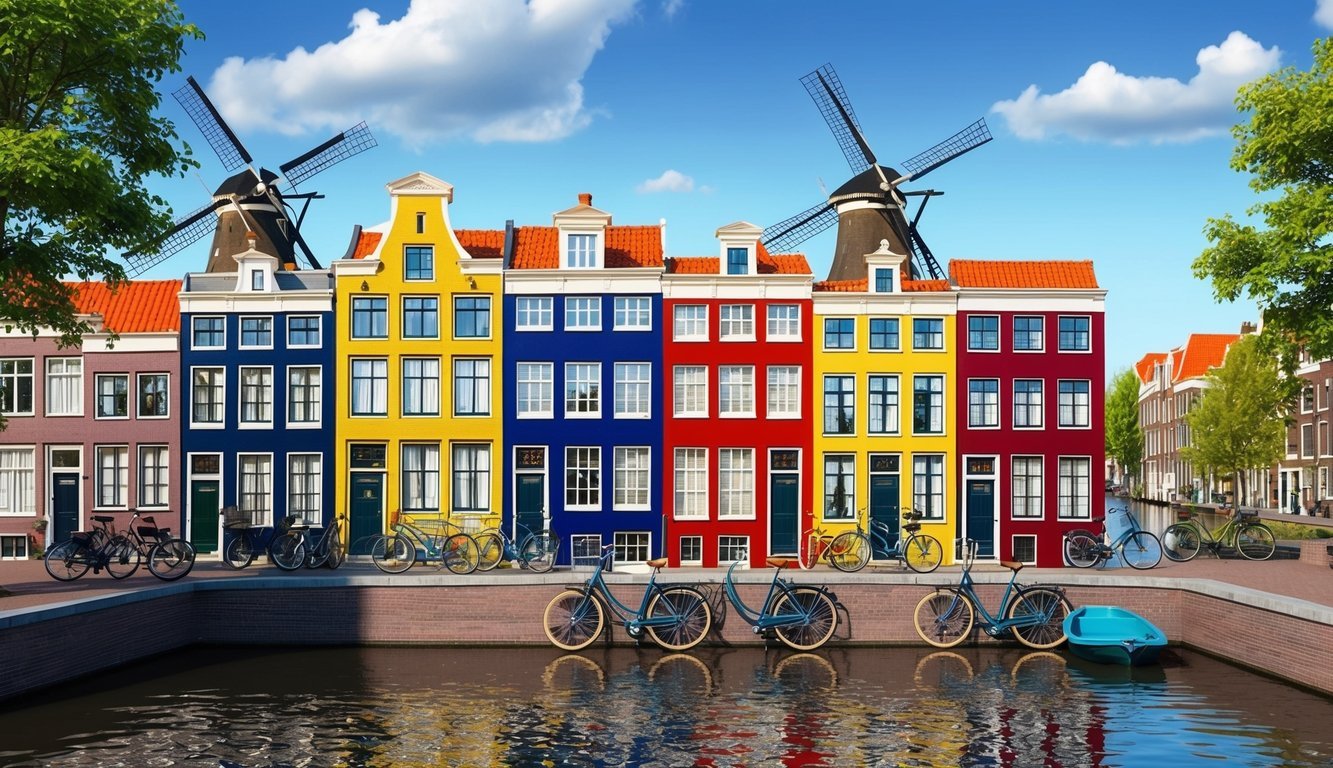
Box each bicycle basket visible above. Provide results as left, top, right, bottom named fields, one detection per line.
left=222, top=506, right=249, bottom=529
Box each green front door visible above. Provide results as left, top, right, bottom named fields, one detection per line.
left=350, top=472, right=384, bottom=547
left=190, top=480, right=220, bottom=553
left=869, top=474, right=900, bottom=559
left=52, top=473, right=79, bottom=542
left=769, top=475, right=799, bottom=555
left=516, top=474, right=544, bottom=536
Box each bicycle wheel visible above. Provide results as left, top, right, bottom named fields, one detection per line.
left=644, top=586, right=713, bottom=651
left=1235, top=523, right=1276, bottom=561
left=543, top=589, right=605, bottom=651
left=1162, top=523, right=1201, bottom=562
left=325, top=525, right=345, bottom=570
left=828, top=532, right=870, bottom=573
left=1007, top=588, right=1072, bottom=650
left=305, top=530, right=331, bottom=569
left=913, top=591, right=974, bottom=648
left=474, top=532, right=504, bottom=571
left=521, top=532, right=559, bottom=573
left=797, top=535, right=819, bottom=570
left=770, top=587, right=838, bottom=651
left=1063, top=531, right=1101, bottom=569
left=1120, top=531, right=1162, bottom=570
left=147, top=539, right=196, bottom=581
left=105, top=536, right=141, bottom=579
left=903, top=534, right=944, bottom=574
left=223, top=534, right=255, bottom=569
left=440, top=533, right=479, bottom=574
left=44, top=540, right=90, bottom=581
left=269, top=532, right=307, bottom=571
left=370, top=534, right=416, bottom=574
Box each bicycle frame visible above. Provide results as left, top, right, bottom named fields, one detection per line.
left=722, top=558, right=821, bottom=632
left=571, top=547, right=692, bottom=635
left=940, top=548, right=1057, bottom=636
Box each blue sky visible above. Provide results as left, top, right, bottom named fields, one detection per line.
left=149, top=0, right=1333, bottom=375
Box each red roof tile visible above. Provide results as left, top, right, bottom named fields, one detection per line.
left=904, top=279, right=951, bottom=292
left=664, top=257, right=719, bottom=274
left=455, top=229, right=504, bottom=259
left=1135, top=352, right=1166, bottom=384
left=509, top=225, right=663, bottom=269
left=350, top=231, right=382, bottom=259
left=950, top=260, right=1099, bottom=289
left=67, top=280, right=182, bottom=333
left=812, top=278, right=950, bottom=293
left=1174, top=333, right=1239, bottom=381
left=664, top=245, right=810, bottom=276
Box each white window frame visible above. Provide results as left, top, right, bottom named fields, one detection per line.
left=452, top=357, right=490, bottom=417
left=238, top=366, right=274, bottom=428
left=191, top=316, right=225, bottom=350
left=673, top=305, right=708, bottom=342
left=1057, top=379, right=1092, bottom=429
left=1014, top=379, right=1044, bottom=430
left=45, top=357, right=83, bottom=416
left=719, top=304, right=755, bottom=341
left=718, top=448, right=754, bottom=519
left=286, top=315, right=322, bottom=348
left=613, top=446, right=652, bottom=511
left=1011, top=456, right=1043, bottom=520
left=238, top=315, right=274, bottom=349
left=766, top=304, right=801, bottom=342
left=968, top=378, right=1001, bottom=429
left=679, top=535, right=703, bottom=566
left=286, top=366, right=322, bottom=428
left=912, top=453, right=946, bottom=521
left=564, top=362, right=602, bottom=418
left=673, top=365, right=708, bottom=418
left=0, top=447, right=36, bottom=516
left=402, top=295, right=441, bottom=340
left=614, top=531, right=651, bottom=564
left=95, top=445, right=129, bottom=509
left=613, top=362, right=651, bottom=419
left=516, top=362, right=554, bottom=419
left=190, top=366, right=226, bottom=429
left=238, top=453, right=274, bottom=527
left=767, top=365, right=801, bottom=419
left=288, top=453, right=322, bottom=523
left=401, top=443, right=441, bottom=513
left=1057, top=314, right=1092, bottom=353
left=1014, top=315, right=1045, bottom=353
left=452, top=295, right=492, bottom=340
left=613, top=296, right=652, bottom=331
left=138, top=445, right=170, bottom=508
left=718, top=535, right=749, bottom=565
left=718, top=365, right=755, bottom=418
left=673, top=448, right=708, bottom=520
left=564, top=297, right=602, bottom=332
left=1057, top=456, right=1092, bottom=520
left=515, top=296, right=553, bottom=331
left=868, top=374, right=900, bottom=435
left=137, top=373, right=170, bottom=419
left=565, top=446, right=601, bottom=511
left=967, top=315, right=1001, bottom=352
left=350, top=358, right=389, bottom=417
left=451, top=443, right=491, bottom=515
left=94, top=373, right=129, bottom=420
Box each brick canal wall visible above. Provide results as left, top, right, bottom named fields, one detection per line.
left=3, top=572, right=1331, bottom=702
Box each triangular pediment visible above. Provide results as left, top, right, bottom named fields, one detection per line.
left=715, top=221, right=763, bottom=239
left=386, top=171, right=454, bottom=200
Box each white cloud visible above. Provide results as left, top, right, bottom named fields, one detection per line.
left=637, top=169, right=695, bottom=193
left=1318, top=0, right=1333, bottom=29
left=206, top=0, right=637, bottom=146
left=992, top=31, right=1281, bottom=144
left=662, top=0, right=685, bottom=18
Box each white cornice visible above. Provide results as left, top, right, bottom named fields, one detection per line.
left=813, top=292, right=957, bottom=315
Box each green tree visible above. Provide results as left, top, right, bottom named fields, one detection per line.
left=1179, top=335, right=1292, bottom=506
left=1104, top=367, right=1143, bottom=487
left=1193, top=38, right=1333, bottom=361
left=0, top=0, right=200, bottom=345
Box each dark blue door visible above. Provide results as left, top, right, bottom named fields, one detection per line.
left=52, top=473, right=79, bottom=541
left=966, top=480, right=995, bottom=559
left=517, top=474, right=545, bottom=536
left=350, top=473, right=383, bottom=546
left=869, top=474, right=900, bottom=559
left=769, top=475, right=798, bottom=555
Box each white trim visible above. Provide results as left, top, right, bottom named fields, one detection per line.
left=1055, top=314, right=1094, bottom=354
left=285, top=364, right=324, bottom=429
left=611, top=445, right=653, bottom=512
left=179, top=294, right=335, bottom=315
left=822, top=316, right=857, bottom=352
left=451, top=293, right=493, bottom=341
left=961, top=455, right=1000, bottom=560
left=400, top=294, right=442, bottom=341
left=135, top=372, right=171, bottom=420
left=236, top=364, right=276, bottom=430
left=965, top=314, right=1002, bottom=353
left=1009, top=454, right=1045, bottom=521
left=965, top=377, right=1002, bottom=431
left=661, top=274, right=813, bottom=300
left=93, top=373, right=131, bottom=421
left=1011, top=534, right=1038, bottom=566
left=237, top=315, right=275, bottom=350
left=671, top=446, right=709, bottom=520
left=504, top=271, right=664, bottom=295
left=188, top=365, right=227, bottom=430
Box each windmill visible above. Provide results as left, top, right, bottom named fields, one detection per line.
left=762, top=64, right=991, bottom=282
left=126, top=76, right=377, bottom=276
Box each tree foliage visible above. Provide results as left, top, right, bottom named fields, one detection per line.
left=0, top=0, right=200, bottom=345
left=1104, top=368, right=1143, bottom=484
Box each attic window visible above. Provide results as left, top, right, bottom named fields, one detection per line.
left=567, top=234, right=596, bottom=269
left=874, top=268, right=894, bottom=293
left=416, top=213, right=425, bottom=234
left=726, top=247, right=748, bottom=275
left=250, top=270, right=264, bottom=291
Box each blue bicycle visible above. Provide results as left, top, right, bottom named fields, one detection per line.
left=1063, top=507, right=1163, bottom=570
left=722, top=552, right=839, bottom=651
left=474, top=521, right=558, bottom=573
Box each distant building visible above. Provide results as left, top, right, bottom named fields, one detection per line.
left=1274, top=348, right=1333, bottom=514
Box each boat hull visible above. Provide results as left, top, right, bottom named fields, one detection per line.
left=1062, top=605, right=1167, bottom=667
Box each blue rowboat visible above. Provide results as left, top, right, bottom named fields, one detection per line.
left=1062, top=605, right=1167, bottom=666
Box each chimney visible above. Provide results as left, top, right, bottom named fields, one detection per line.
left=578, top=192, right=592, bottom=206
left=1240, top=321, right=1256, bottom=334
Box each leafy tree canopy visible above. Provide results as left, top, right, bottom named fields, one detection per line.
left=1104, top=368, right=1143, bottom=483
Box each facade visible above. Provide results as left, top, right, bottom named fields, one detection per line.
left=661, top=223, right=814, bottom=568
left=502, top=194, right=665, bottom=564
left=1276, top=350, right=1333, bottom=514
left=0, top=281, right=181, bottom=560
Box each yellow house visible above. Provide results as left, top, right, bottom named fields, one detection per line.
left=332, top=172, right=504, bottom=545
left=810, top=241, right=958, bottom=563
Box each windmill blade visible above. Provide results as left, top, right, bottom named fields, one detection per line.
left=173, top=76, right=253, bottom=172
left=762, top=201, right=837, bottom=255
left=898, top=118, right=992, bottom=183
left=800, top=64, right=875, bottom=175
left=906, top=225, right=946, bottom=281
left=266, top=188, right=323, bottom=270
left=124, top=199, right=228, bottom=276
left=279, top=122, right=377, bottom=189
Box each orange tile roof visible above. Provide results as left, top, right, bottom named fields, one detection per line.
left=664, top=257, right=719, bottom=274
left=812, top=278, right=950, bottom=293
left=664, top=246, right=810, bottom=276
left=67, top=280, right=183, bottom=333
left=509, top=225, right=663, bottom=269
left=455, top=229, right=504, bottom=259
left=350, top=231, right=382, bottom=259
left=1174, top=333, right=1239, bottom=381
left=950, top=260, right=1099, bottom=289
left=904, top=279, right=951, bottom=292
left=1135, top=352, right=1167, bottom=384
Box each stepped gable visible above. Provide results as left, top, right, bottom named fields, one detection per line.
left=67, top=280, right=183, bottom=333
left=950, top=259, right=1099, bottom=289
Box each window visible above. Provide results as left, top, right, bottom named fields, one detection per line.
left=287, top=367, right=321, bottom=425
left=1302, top=384, right=1316, bottom=414
left=869, top=318, right=900, bottom=351
left=566, top=447, right=601, bottom=509
left=351, top=359, right=388, bottom=416
left=719, top=535, right=748, bottom=564
left=968, top=316, right=999, bottom=351
left=191, top=368, right=224, bottom=425
left=239, top=316, right=272, bottom=347
left=767, top=366, right=801, bottom=419
left=45, top=358, right=82, bottom=416
left=405, top=245, right=434, bottom=280
left=239, top=367, right=273, bottom=425
left=288, top=454, right=322, bottom=522
left=874, top=267, right=894, bottom=293
left=613, top=297, right=651, bottom=330
left=516, top=363, right=553, bottom=418
left=453, top=358, right=490, bottom=417
left=767, top=305, right=801, bottom=341
left=1012, top=535, right=1037, bottom=565
left=403, top=297, right=439, bottom=339
left=0, top=535, right=27, bottom=560
left=0, top=448, right=35, bottom=515
left=239, top=454, right=273, bottom=526
left=452, top=444, right=490, bottom=513
left=96, top=446, right=128, bottom=507
left=912, top=318, right=944, bottom=350
left=679, top=536, right=703, bottom=565
left=674, top=448, right=708, bottom=519
left=516, top=297, right=553, bottom=331
left=139, top=446, right=169, bottom=507
left=968, top=379, right=999, bottom=428
left=718, top=366, right=754, bottom=417
left=454, top=296, right=490, bottom=339
left=1014, top=380, right=1044, bottom=428
left=913, top=375, right=944, bottom=434
left=673, top=366, right=707, bottom=417
left=402, top=444, right=440, bottom=512
left=192, top=317, right=224, bottom=348
left=95, top=374, right=129, bottom=418
left=571, top=534, right=602, bottom=566
left=566, top=234, right=596, bottom=268
left=719, top=305, right=754, bottom=340
left=288, top=316, right=321, bottom=347
left=565, top=297, right=601, bottom=331
left=565, top=363, right=601, bottom=418
left=726, top=246, right=749, bottom=275
left=250, top=270, right=265, bottom=291
left=1302, top=423, right=1315, bottom=458
left=673, top=305, right=708, bottom=341
left=1014, top=316, right=1044, bottom=351
left=824, top=318, right=854, bottom=350
left=1012, top=457, right=1042, bottom=518
left=0, top=359, right=34, bottom=416
left=351, top=297, right=388, bottom=339
left=401, top=358, right=441, bottom=416
left=1058, top=457, right=1091, bottom=519
left=415, top=213, right=425, bottom=234
left=614, top=447, right=651, bottom=509
left=1058, top=316, right=1090, bottom=351
left=868, top=375, right=900, bottom=434
left=1058, top=380, right=1091, bottom=428
left=614, top=363, right=651, bottom=419
left=823, top=375, right=855, bottom=434
left=615, top=532, right=651, bottom=564
left=823, top=454, right=855, bottom=520
left=718, top=448, right=754, bottom=518
left=138, top=374, right=169, bottom=418
left=913, top=454, right=945, bottom=520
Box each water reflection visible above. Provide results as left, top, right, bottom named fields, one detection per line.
left=1, top=646, right=1330, bottom=767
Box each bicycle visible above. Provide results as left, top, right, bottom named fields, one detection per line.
left=1063, top=507, right=1163, bottom=570
left=44, top=515, right=140, bottom=581
left=221, top=505, right=283, bottom=569
left=542, top=544, right=712, bottom=651
left=1162, top=507, right=1276, bottom=561
left=825, top=509, right=944, bottom=574
left=720, top=550, right=839, bottom=651
left=370, top=510, right=480, bottom=574
left=474, top=521, right=559, bottom=573
left=797, top=522, right=861, bottom=571
left=268, top=514, right=346, bottom=570
left=126, top=510, right=197, bottom=581
left=913, top=539, right=1072, bottom=649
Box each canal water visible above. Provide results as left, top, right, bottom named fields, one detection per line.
left=1, top=645, right=1330, bottom=767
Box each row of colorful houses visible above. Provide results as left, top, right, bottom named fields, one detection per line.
left=0, top=172, right=1105, bottom=568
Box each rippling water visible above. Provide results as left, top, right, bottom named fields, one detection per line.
left=0, top=646, right=1329, bottom=767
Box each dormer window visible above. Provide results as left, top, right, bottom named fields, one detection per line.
left=250, top=270, right=264, bottom=291
left=567, top=234, right=597, bottom=269
left=726, top=247, right=749, bottom=275
left=874, top=268, right=895, bottom=293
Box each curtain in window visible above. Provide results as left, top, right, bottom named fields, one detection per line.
left=452, top=445, right=488, bottom=511
left=0, top=449, right=34, bottom=513
left=402, top=445, right=439, bottom=511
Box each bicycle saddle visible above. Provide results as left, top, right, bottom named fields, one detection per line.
left=646, top=557, right=668, bottom=569
left=92, top=515, right=115, bottom=524
left=903, top=522, right=922, bottom=532
left=766, top=557, right=797, bottom=569
left=1000, top=560, right=1024, bottom=572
